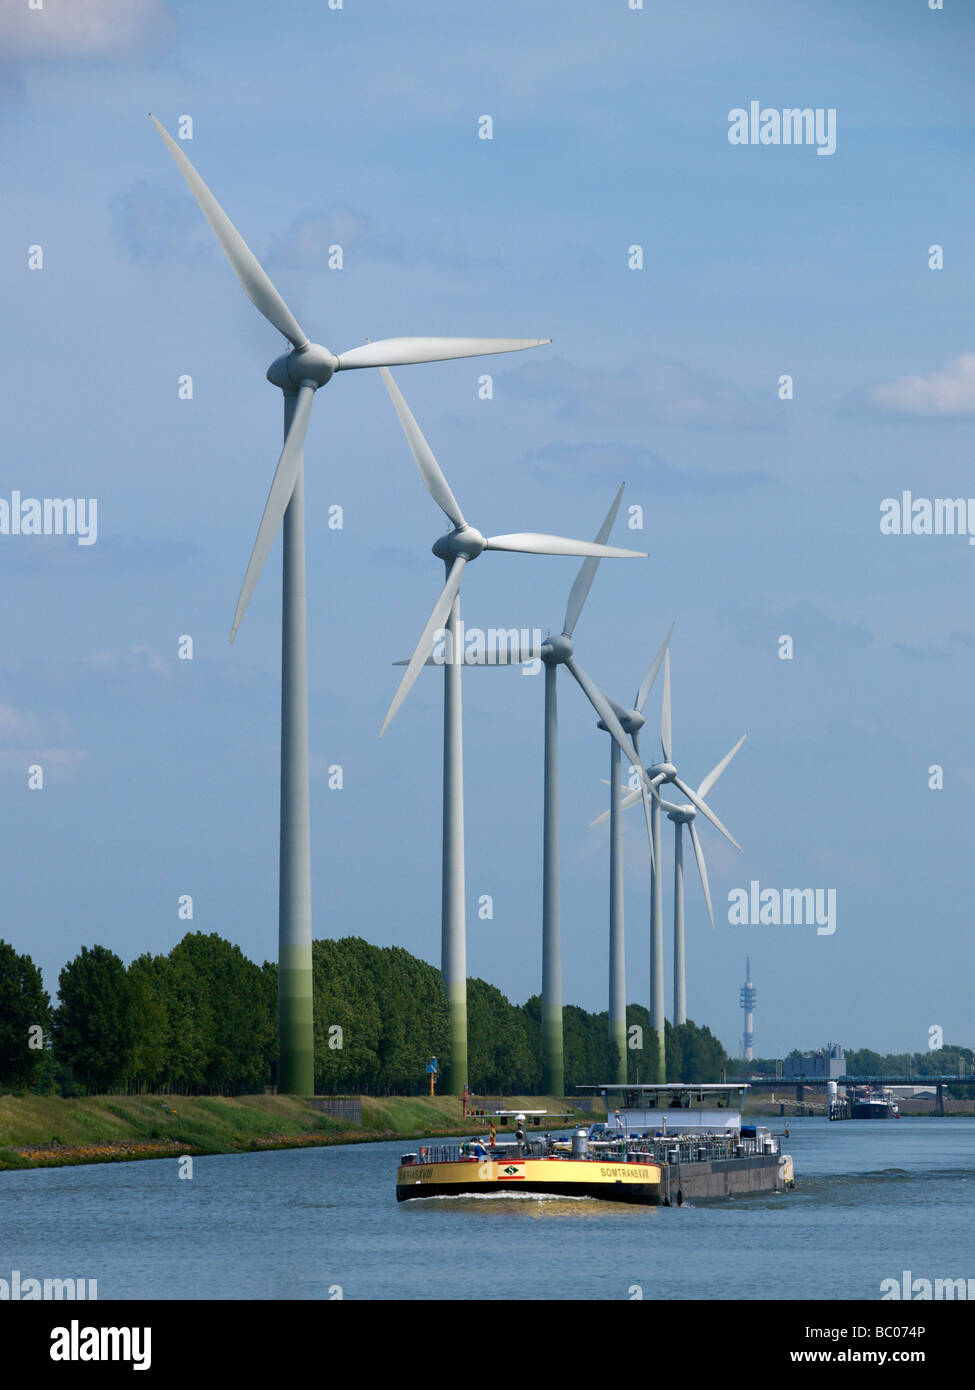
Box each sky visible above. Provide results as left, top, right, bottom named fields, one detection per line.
left=2, top=0, right=974, bottom=1062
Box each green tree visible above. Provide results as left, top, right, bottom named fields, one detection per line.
left=0, top=940, right=52, bottom=1090
left=371, top=945, right=448, bottom=1094
left=127, top=954, right=171, bottom=1089
left=52, top=945, right=135, bottom=1093
left=312, top=937, right=383, bottom=1091
left=167, top=933, right=273, bottom=1091
left=468, top=978, right=534, bottom=1093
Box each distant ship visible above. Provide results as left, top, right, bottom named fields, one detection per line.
left=850, top=1086, right=900, bottom=1119
left=396, top=1084, right=795, bottom=1205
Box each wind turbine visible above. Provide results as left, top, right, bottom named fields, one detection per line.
left=378, top=370, right=645, bottom=1095
left=598, top=650, right=745, bottom=1042
left=150, top=116, right=549, bottom=1095
left=589, top=625, right=673, bottom=1083
left=522, top=484, right=656, bottom=1098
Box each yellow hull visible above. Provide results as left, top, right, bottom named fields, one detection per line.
left=396, top=1156, right=663, bottom=1203
left=396, top=1152, right=794, bottom=1205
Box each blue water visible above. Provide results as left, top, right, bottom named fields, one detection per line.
left=2, top=1118, right=973, bottom=1300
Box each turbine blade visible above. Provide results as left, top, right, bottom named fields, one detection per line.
left=590, top=784, right=635, bottom=828
left=561, top=483, right=626, bottom=638
left=696, top=734, right=747, bottom=801
left=335, top=337, right=550, bottom=370
left=635, top=624, right=675, bottom=713
left=485, top=533, right=645, bottom=559
left=672, top=776, right=743, bottom=853
left=564, top=659, right=641, bottom=769
left=149, top=115, right=308, bottom=350
left=652, top=787, right=684, bottom=815
left=688, top=822, right=715, bottom=927
left=230, top=382, right=316, bottom=641
left=589, top=767, right=658, bottom=873
left=640, top=783, right=656, bottom=876
left=378, top=368, right=465, bottom=527
left=380, top=557, right=467, bottom=735
left=660, top=649, right=672, bottom=761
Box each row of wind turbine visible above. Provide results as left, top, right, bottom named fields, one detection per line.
left=376, top=374, right=645, bottom=1096
left=151, top=115, right=749, bottom=1096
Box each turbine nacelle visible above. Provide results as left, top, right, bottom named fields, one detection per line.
left=267, top=342, right=338, bottom=391
left=666, top=804, right=696, bottom=825
left=597, top=701, right=644, bottom=735
left=432, top=525, right=487, bottom=563
left=648, top=760, right=677, bottom=783
left=541, top=632, right=574, bottom=666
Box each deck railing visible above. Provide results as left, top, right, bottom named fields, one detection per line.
left=400, top=1131, right=781, bottom=1168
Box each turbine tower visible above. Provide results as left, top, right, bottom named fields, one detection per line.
left=740, top=958, right=757, bottom=1061
left=151, top=116, right=548, bottom=1094
left=378, top=371, right=644, bottom=1095
left=591, top=627, right=673, bottom=1083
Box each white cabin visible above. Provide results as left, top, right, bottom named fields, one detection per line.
left=591, top=1083, right=748, bottom=1135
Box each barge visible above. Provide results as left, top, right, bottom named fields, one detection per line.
left=396, top=1084, right=795, bottom=1205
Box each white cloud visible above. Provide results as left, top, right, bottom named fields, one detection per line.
left=503, top=354, right=779, bottom=431
left=85, top=645, right=170, bottom=677
left=0, top=703, right=85, bottom=781
left=0, top=0, right=172, bottom=58
left=0, top=703, right=43, bottom=742
left=863, top=353, right=975, bottom=418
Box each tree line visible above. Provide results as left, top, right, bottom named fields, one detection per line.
left=0, top=934, right=728, bottom=1096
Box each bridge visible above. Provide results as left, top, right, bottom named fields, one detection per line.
left=739, top=1075, right=972, bottom=1117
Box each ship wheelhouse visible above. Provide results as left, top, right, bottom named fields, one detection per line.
left=585, top=1083, right=749, bottom=1135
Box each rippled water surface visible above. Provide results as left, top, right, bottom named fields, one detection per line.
left=2, top=1117, right=973, bottom=1300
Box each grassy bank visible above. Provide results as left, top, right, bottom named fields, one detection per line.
left=0, top=1093, right=594, bottom=1170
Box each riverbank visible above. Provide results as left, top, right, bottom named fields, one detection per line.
left=0, top=1093, right=592, bottom=1169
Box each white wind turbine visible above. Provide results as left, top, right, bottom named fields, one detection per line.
left=151, top=116, right=549, bottom=1095
left=524, top=484, right=655, bottom=1098
left=378, top=370, right=645, bottom=1095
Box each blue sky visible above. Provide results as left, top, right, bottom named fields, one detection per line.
left=2, top=0, right=974, bottom=1061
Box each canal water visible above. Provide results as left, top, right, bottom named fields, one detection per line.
left=2, top=1118, right=973, bottom=1300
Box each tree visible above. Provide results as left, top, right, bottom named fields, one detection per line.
left=669, top=1020, right=727, bottom=1082
left=167, top=933, right=273, bottom=1091
left=52, top=945, right=135, bottom=1093
left=0, top=940, right=52, bottom=1091
left=467, top=978, right=534, bottom=1093
left=127, top=954, right=171, bottom=1090
left=312, top=937, right=383, bottom=1092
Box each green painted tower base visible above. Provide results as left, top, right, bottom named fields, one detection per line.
left=611, top=1020, right=627, bottom=1085
left=278, top=944, right=314, bottom=1095
left=542, top=1006, right=564, bottom=1098
left=445, top=980, right=468, bottom=1097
